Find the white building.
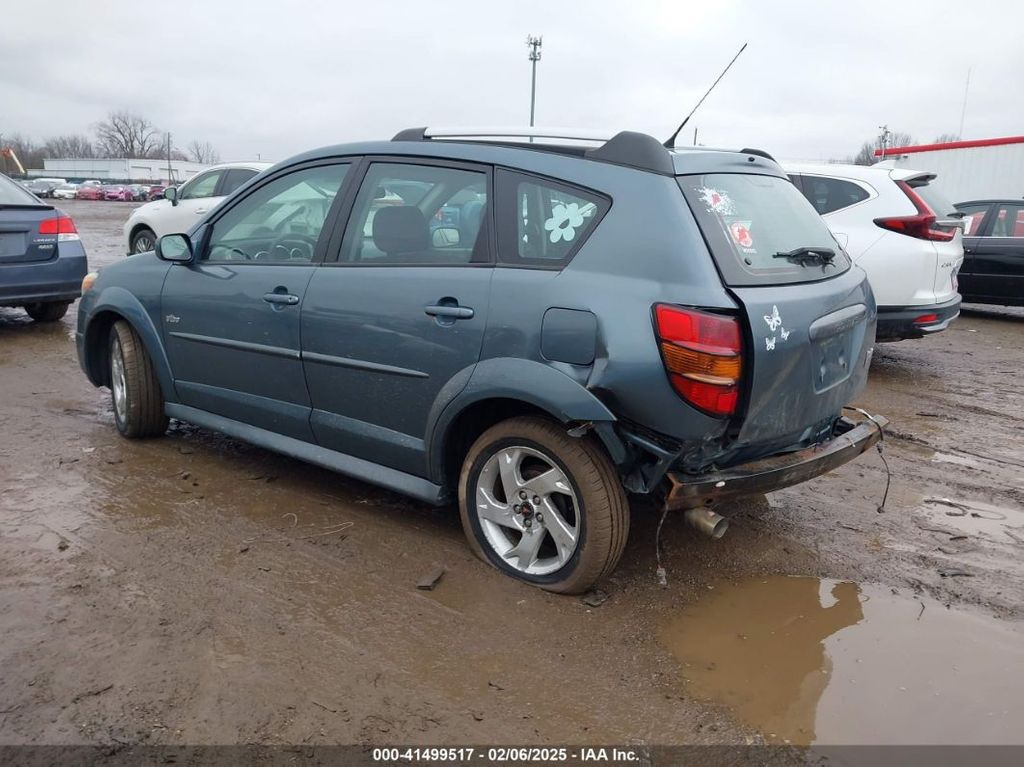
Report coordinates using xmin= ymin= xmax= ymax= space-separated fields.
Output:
xmin=27 ymin=157 xmax=209 ymax=184
xmin=875 ymin=136 xmax=1024 ymax=202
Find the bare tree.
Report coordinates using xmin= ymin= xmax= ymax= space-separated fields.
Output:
xmin=94 ymin=111 xmax=161 ymax=158
xmin=186 ymin=139 xmax=220 ymax=165
xmin=850 ymin=141 xmax=877 ymax=166
xmin=43 ymin=134 xmax=96 ymax=159
xmin=933 ymin=133 xmax=960 ymax=143
xmin=890 ymin=131 xmax=916 ymax=148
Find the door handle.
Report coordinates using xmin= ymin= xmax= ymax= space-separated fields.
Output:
xmin=263 ymin=292 xmax=299 ymax=306
xmin=425 ymin=304 xmax=474 ymax=320
xmin=195 ymin=208 xmax=208 ymax=215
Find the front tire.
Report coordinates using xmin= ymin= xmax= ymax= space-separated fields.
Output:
xmin=24 ymin=301 xmax=70 ymax=322
xmin=109 ymin=320 xmax=168 ymax=438
xmin=129 ymin=227 xmax=156 ymax=255
xmin=458 ymin=416 xmax=629 ymax=594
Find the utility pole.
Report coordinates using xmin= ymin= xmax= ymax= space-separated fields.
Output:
xmin=526 ymin=35 xmax=542 ymax=129
xmin=958 ymin=67 xmax=971 ymax=139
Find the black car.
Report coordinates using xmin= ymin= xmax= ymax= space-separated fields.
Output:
xmin=955 ymin=199 xmax=1024 ymax=306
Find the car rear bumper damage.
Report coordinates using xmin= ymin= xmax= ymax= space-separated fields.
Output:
xmin=662 ymin=413 xmax=888 ymax=510
xmin=875 ymin=295 xmax=960 ymax=340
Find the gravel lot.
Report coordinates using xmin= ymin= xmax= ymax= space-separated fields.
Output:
xmin=1 ymin=200 xmax=1022 ymax=748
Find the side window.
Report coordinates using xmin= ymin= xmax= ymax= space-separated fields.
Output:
xmin=956 ymin=204 xmax=990 ymax=236
xmin=204 ymin=163 xmax=350 ymax=263
xmin=992 ymin=204 xmax=1024 ymax=237
xmin=220 ymin=168 xmax=258 ymax=196
xmin=179 ymin=170 xmax=223 ymax=200
xmin=338 ymin=163 xmax=489 ymax=265
xmin=496 ymin=170 xmax=608 ymax=267
xmin=800 ymin=176 xmax=870 ymax=215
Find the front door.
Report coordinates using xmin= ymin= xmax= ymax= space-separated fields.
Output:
xmin=161 ymin=162 xmax=352 ymax=440
xmin=301 ymin=160 xmax=493 ymax=477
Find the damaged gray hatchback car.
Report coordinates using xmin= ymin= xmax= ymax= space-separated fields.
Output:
xmin=76 ymin=127 xmax=885 ymax=593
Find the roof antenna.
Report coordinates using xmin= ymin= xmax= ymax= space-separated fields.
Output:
xmin=664 ymin=42 xmax=748 ymax=148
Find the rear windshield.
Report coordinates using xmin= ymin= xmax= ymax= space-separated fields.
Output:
xmin=908 ymin=179 xmax=956 ymax=217
xmin=678 ymin=173 xmax=850 ymax=287
xmin=0 ymin=174 xmax=45 ymax=206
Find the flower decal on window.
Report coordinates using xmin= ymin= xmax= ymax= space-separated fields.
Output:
xmin=544 ymin=202 xmax=586 ymax=244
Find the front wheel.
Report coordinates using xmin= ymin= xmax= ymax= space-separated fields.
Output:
xmin=458 ymin=416 xmax=629 ymax=594
xmin=129 ymin=227 xmax=156 ymax=255
xmin=109 ymin=320 xmax=168 ymax=438
xmin=24 ymin=301 xmax=70 ymax=322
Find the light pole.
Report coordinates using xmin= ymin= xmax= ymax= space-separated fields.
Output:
xmin=526 ymin=35 xmax=542 ymax=128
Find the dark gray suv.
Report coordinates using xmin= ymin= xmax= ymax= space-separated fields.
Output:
xmin=76 ymin=128 xmax=884 ymax=593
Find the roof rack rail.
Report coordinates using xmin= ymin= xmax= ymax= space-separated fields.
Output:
xmin=390 ymin=126 xmax=676 ymax=175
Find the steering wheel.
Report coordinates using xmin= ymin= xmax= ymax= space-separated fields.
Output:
xmin=266 ymin=234 xmax=317 ymax=261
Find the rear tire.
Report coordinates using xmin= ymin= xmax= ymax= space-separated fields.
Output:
xmin=24 ymin=301 xmax=70 ymax=322
xmin=109 ymin=320 xmax=168 ymax=438
xmin=129 ymin=227 xmax=156 ymax=255
xmin=458 ymin=416 xmax=629 ymax=594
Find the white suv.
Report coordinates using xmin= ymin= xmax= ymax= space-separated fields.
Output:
xmin=783 ymin=162 xmax=964 ymax=341
xmin=123 ymin=161 xmax=271 ymax=254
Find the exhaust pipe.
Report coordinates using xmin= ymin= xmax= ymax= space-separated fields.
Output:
xmin=684 ymin=508 xmax=728 ymax=539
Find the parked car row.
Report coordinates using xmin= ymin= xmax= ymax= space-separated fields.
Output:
xmin=75 ymin=183 xmax=166 ymax=202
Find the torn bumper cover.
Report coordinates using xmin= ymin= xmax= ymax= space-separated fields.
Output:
xmin=663 ymin=414 xmax=888 ymax=510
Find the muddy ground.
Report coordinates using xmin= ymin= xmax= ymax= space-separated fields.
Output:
xmin=1 ymin=200 xmax=1022 ymax=748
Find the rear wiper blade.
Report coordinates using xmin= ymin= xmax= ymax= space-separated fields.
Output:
xmin=773 ymin=246 xmax=836 ymax=266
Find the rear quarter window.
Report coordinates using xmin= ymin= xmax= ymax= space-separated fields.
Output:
xmin=796 ymin=175 xmax=870 ymax=215
xmin=678 ymin=173 xmax=851 ymax=287
xmin=496 ymin=169 xmax=609 ymax=268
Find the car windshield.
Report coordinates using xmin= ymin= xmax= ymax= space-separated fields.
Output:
xmin=678 ymin=173 xmax=851 ymax=286
xmin=0 ymin=174 xmax=46 ymax=206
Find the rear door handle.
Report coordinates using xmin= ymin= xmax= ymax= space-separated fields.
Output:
xmin=425 ymin=304 xmax=474 ymax=320
xmin=263 ymin=292 xmax=299 ymax=306
xmin=195 ymin=208 xmax=208 ymax=215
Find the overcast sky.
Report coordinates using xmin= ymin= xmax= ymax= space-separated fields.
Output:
xmin=2 ymin=1 xmax=1021 ymax=164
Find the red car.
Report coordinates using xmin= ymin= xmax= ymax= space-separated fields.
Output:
xmin=75 ymin=185 xmax=104 ymax=200
xmin=104 ymin=185 xmax=134 ymax=201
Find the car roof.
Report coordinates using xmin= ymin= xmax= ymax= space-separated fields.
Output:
xmin=782 ymin=161 xmax=936 ymax=184
xmin=277 ymin=127 xmax=786 ymax=179
xmin=956 ymin=199 xmax=1024 ymax=206
xmin=204 ymin=161 xmax=273 ymax=172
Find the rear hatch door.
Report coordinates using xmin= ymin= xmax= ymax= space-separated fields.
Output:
xmin=892 ymin=170 xmax=964 ymax=299
xmin=678 ymin=172 xmax=875 ymax=449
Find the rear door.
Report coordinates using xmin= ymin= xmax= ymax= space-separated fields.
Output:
xmin=966 ymin=202 xmax=1024 ymax=303
xmin=955 ymin=202 xmax=994 ymax=296
xmin=301 ymin=159 xmax=493 ymax=477
xmin=678 ymin=172 xmax=875 ymax=447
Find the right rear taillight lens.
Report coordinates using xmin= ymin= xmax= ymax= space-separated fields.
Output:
xmin=654 ymin=304 xmax=742 ymax=417
xmin=873 ymin=181 xmax=956 ymax=242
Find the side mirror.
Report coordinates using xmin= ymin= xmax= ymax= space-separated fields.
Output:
xmin=431 ymin=226 xmax=461 ymax=248
xmin=155 ymin=233 xmax=193 ymax=263
xmin=164 ymin=186 xmax=178 ymax=205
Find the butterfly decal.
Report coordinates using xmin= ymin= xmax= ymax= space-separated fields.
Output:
xmin=765 ymin=336 xmax=776 ymax=351
xmin=764 ymin=305 xmax=783 ymax=332
xmin=780 ymin=327 xmax=791 ymax=341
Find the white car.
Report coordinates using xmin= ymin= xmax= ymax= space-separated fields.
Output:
xmin=51 ymin=183 xmax=79 ymax=200
xmin=123 ymin=161 xmax=271 ymax=254
xmin=784 ymin=162 xmax=964 ymax=341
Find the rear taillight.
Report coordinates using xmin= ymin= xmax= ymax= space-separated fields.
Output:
xmin=873 ymin=181 xmax=956 ymax=242
xmin=39 ymin=215 xmax=80 ymax=242
xmin=654 ymin=304 xmax=742 ymax=417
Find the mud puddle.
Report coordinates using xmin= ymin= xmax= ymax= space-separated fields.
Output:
xmin=659 ymin=576 xmax=1024 ymax=745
